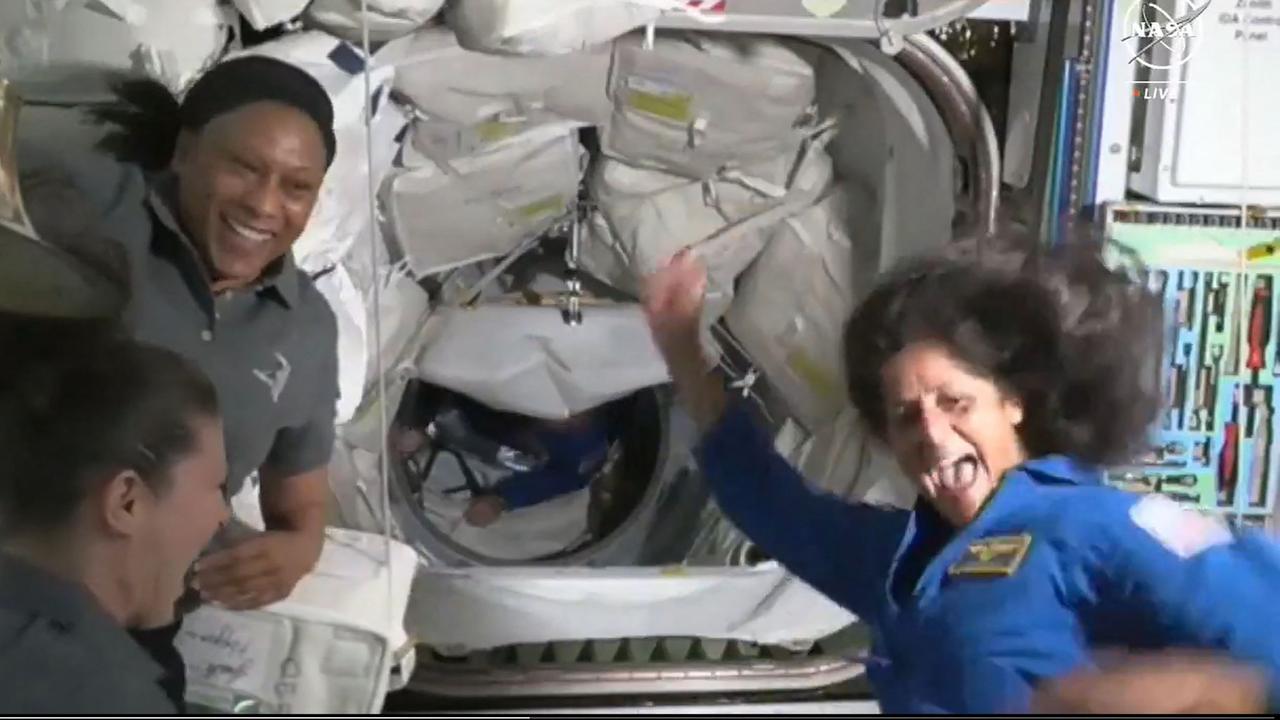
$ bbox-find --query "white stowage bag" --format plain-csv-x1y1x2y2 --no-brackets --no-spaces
414,301,671,420
602,32,818,180
313,265,369,427
726,182,877,433
384,126,586,278
387,27,612,160
444,0,664,56
0,0,234,93
232,0,311,30
792,406,918,510
305,0,446,43
582,136,836,327
311,260,430,426
176,528,420,714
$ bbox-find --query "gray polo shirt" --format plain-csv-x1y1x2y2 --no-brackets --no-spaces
16,100,339,495
0,552,176,714
130,176,339,492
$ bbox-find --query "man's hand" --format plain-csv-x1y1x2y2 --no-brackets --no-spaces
1031,651,1270,715
464,495,506,528
193,530,322,611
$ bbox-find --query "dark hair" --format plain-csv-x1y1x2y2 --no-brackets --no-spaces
843,233,1164,466
91,55,337,173
90,76,185,173
0,328,221,536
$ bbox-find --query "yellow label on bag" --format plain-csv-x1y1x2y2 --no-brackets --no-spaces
785,348,841,400
625,76,693,123
515,194,567,222
627,89,693,123
475,119,522,144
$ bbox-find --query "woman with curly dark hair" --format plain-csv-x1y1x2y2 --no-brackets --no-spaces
642,240,1280,714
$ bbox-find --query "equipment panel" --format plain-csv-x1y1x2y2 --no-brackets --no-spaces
1107,204,1280,527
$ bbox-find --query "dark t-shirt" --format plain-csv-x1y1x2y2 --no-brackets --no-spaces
0,553,176,714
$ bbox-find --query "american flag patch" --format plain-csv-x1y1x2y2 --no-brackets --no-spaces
1130,494,1234,559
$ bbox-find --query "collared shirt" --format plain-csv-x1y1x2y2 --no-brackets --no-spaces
16,100,339,494
0,552,176,714
128,176,338,492
696,402,1280,714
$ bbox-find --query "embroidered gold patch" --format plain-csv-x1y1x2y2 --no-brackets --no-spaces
947,534,1033,578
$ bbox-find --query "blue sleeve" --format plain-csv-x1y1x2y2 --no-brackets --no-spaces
493,465,592,510
493,423,609,510
694,402,909,622
1101,496,1280,712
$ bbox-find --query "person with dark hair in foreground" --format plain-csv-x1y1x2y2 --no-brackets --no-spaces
17,54,342,704
642,242,1280,714
0,329,229,713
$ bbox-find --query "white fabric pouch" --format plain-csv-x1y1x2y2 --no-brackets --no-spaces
602,32,818,179
384,125,586,278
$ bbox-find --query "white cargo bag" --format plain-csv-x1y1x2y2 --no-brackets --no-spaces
232,0,311,30
305,0,446,44
726,184,873,433
583,137,835,328
387,27,612,160
602,32,818,179
444,0,656,56
385,125,586,278
413,301,670,420
231,31,405,275
177,528,420,714
792,406,918,509
311,257,430,427
359,265,432,394
444,0,730,56
313,265,368,426
0,0,234,93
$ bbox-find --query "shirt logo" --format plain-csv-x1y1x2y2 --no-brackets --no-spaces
947,534,1033,578
253,352,292,404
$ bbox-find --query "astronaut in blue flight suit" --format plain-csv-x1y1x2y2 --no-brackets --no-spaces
463,410,612,528
391,382,614,528
641,247,1280,714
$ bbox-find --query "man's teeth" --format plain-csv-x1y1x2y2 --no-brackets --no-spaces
227,218,272,243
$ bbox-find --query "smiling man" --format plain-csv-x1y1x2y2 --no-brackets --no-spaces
17,56,341,706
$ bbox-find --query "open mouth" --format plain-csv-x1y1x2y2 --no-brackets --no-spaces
928,453,983,493
222,215,275,248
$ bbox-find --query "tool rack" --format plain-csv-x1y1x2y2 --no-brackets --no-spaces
1105,204,1280,532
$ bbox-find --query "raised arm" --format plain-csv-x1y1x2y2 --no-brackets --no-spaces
643,251,906,621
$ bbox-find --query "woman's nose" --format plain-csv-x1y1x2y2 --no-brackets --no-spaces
916,405,956,457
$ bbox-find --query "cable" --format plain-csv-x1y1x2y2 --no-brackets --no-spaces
357,0,399,684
